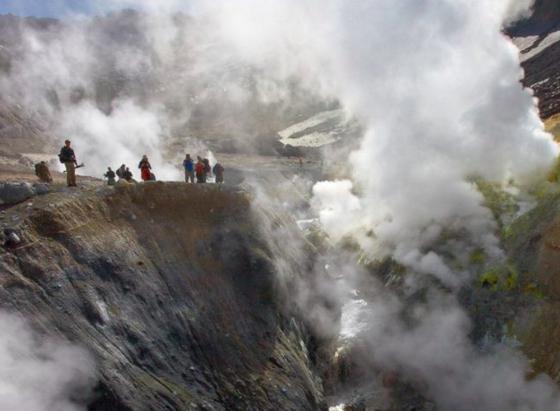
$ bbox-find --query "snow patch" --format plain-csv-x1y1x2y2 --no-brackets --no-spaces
519,30,560,62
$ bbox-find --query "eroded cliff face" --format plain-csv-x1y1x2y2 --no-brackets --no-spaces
0,183,326,410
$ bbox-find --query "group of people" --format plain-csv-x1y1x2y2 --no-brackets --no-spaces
182,154,224,184
104,156,155,185
54,141,225,187
101,152,225,186
104,154,224,185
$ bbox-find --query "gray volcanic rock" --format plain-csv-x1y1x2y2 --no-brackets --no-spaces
0,182,51,206
0,183,326,410
33,183,50,195
0,182,34,205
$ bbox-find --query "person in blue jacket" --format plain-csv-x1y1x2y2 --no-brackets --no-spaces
183,154,194,183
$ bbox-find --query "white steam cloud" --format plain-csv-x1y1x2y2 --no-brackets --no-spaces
0,312,95,411
0,15,179,179
183,0,556,283
0,2,329,179
202,0,559,409
363,288,560,410
504,0,536,26
236,0,555,284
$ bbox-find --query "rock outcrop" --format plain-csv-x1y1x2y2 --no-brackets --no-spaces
0,183,326,410
509,0,560,119
0,182,50,206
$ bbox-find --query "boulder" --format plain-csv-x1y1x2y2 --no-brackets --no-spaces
0,182,35,205
33,183,50,195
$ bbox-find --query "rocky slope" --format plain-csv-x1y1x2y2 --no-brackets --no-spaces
510,0,560,119
0,100,54,154
0,183,326,410
505,189,560,382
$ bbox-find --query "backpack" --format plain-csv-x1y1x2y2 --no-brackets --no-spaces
213,164,223,174
59,147,73,163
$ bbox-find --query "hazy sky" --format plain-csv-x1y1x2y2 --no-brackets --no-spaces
0,0,186,18
0,0,101,17
0,0,200,17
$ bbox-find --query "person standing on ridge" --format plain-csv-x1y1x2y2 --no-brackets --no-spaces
124,167,133,182
203,158,211,180
138,155,152,182
116,164,126,181
183,154,194,183
213,162,224,184
104,167,116,186
58,139,77,187
195,157,206,183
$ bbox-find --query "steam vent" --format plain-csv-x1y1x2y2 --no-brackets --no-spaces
1,1,560,410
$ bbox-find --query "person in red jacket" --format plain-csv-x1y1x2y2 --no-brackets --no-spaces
195,157,206,183
138,155,152,182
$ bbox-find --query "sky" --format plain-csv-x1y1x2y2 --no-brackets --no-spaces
0,0,101,17
0,0,191,18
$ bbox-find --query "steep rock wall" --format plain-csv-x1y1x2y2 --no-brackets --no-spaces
0,183,325,410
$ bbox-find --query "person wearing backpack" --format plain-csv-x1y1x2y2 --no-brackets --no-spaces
203,158,211,178
213,162,224,184
123,167,134,182
58,139,78,187
35,161,53,183
183,154,194,183
116,164,126,180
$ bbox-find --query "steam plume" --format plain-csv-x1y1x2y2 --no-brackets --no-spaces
0,312,95,411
